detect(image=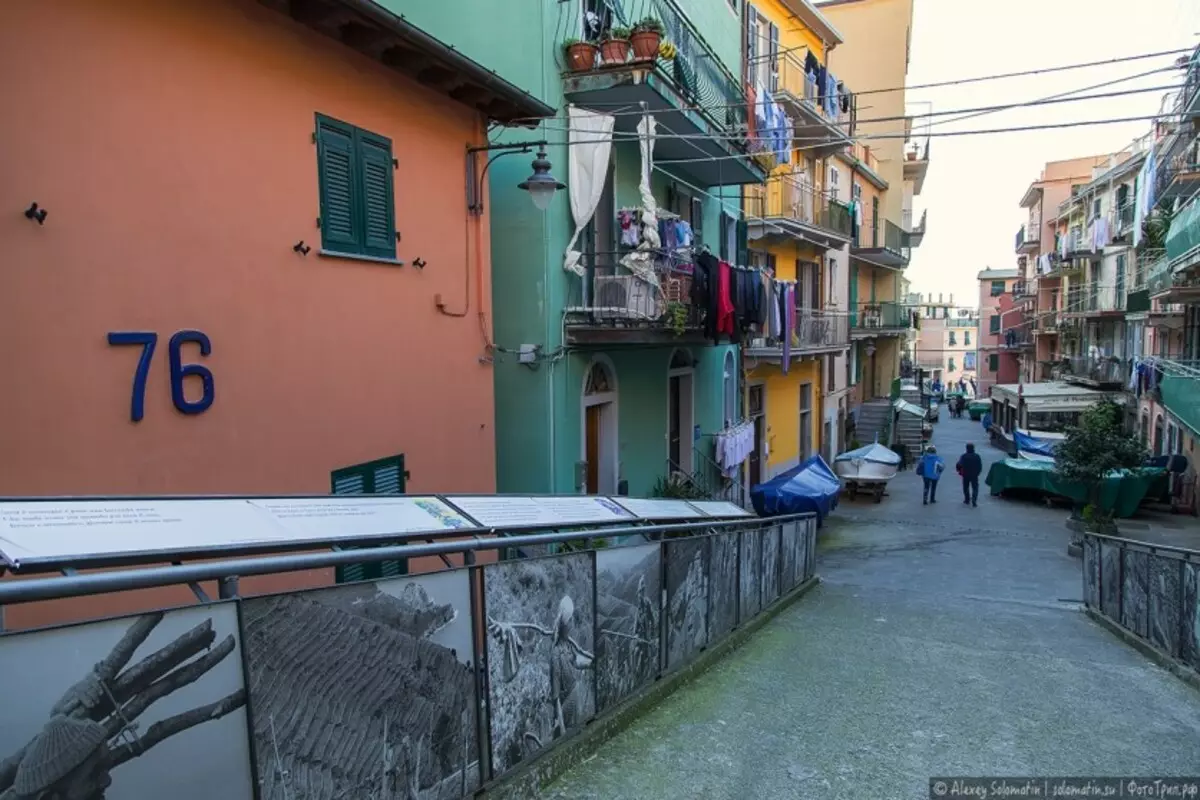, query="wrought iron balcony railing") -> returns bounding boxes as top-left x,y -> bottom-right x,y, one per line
773,48 -> 855,135
852,301 -> 912,331
745,179 -> 853,238
1063,356 -> 1127,386
564,249 -> 704,333
746,309 -> 850,355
